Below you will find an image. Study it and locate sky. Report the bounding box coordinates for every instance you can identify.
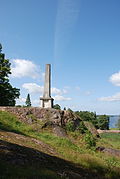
[0,0,120,115]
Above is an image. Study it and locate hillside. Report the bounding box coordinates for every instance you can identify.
[0,108,120,178]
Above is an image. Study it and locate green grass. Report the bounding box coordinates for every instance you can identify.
[110,128,119,130]
[99,133,120,149]
[0,111,120,178]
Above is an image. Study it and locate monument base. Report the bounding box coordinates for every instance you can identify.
[40,97,54,108]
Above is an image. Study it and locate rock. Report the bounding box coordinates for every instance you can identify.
[27,118,33,124]
[41,121,53,128]
[0,107,82,132]
[53,126,67,137]
[97,146,120,157]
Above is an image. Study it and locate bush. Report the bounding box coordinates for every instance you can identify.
[84,131,96,148]
[53,104,61,110]
[77,121,87,133]
[65,121,75,132]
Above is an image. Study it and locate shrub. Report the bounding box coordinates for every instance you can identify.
[84,131,96,148]
[77,121,87,133]
[65,121,75,132]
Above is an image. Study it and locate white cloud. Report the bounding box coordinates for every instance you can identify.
[22,83,71,101]
[54,95,71,101]
[22,83,44,94]
[22,83,68,96]
[11,59,40,79]
[109,71,120,86]
[52,87,62,95]
[16,97,26,105]
[17,97,26,103]
[52,87,67,95]
[32,99,40,105]
[99,92,120,102]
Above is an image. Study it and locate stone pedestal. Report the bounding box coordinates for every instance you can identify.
[40,97,54,108]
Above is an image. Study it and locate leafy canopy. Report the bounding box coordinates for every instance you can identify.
[0,44,20,106]
[75,111,109,130]
[53,104,61,110]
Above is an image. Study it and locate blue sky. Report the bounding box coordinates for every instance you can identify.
[0,0,120,114]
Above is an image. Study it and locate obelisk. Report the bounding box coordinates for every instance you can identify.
[40,64,54,108]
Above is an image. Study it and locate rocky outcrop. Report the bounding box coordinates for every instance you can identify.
[52,126,67,137]
[0,107,100,138]
[0,107,81,137]
[0,107,81,132]
[97,146,120,157]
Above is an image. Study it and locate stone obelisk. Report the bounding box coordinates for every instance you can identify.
[40,64,54,108]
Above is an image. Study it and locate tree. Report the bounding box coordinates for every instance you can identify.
[97,115,109,130]
[67,108,73,112]
[25,93,31,107]
[75,111,109,130]
[53,104,61,110]
[0,44,20,106]
[75,111,96,122]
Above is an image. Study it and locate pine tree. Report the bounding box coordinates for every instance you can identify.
[0,44,20,106]
[25,94,31,107]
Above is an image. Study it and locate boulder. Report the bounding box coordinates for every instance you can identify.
[97,146,120,157]
[52,126,67,137]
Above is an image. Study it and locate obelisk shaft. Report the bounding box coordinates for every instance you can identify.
[43,64,51,98]
[40,64,54,108]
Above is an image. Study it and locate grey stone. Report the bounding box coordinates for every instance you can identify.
[53,126,67,137]
[40,64,54,108]
[97,146,120,157]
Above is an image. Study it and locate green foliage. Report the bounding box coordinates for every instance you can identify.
[27,114,37,122]
[75,111,96,121]
[25,93,31,107]
[67,108,73,112]
[53,104,61,110]
[0,44,20,106]
[84,131,96,148]
[65,121,75,132]
[97,115,109,130]
[77,121,88,133]
[75,111,109,130]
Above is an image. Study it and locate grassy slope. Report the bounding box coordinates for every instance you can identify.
[0,111,120,179]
